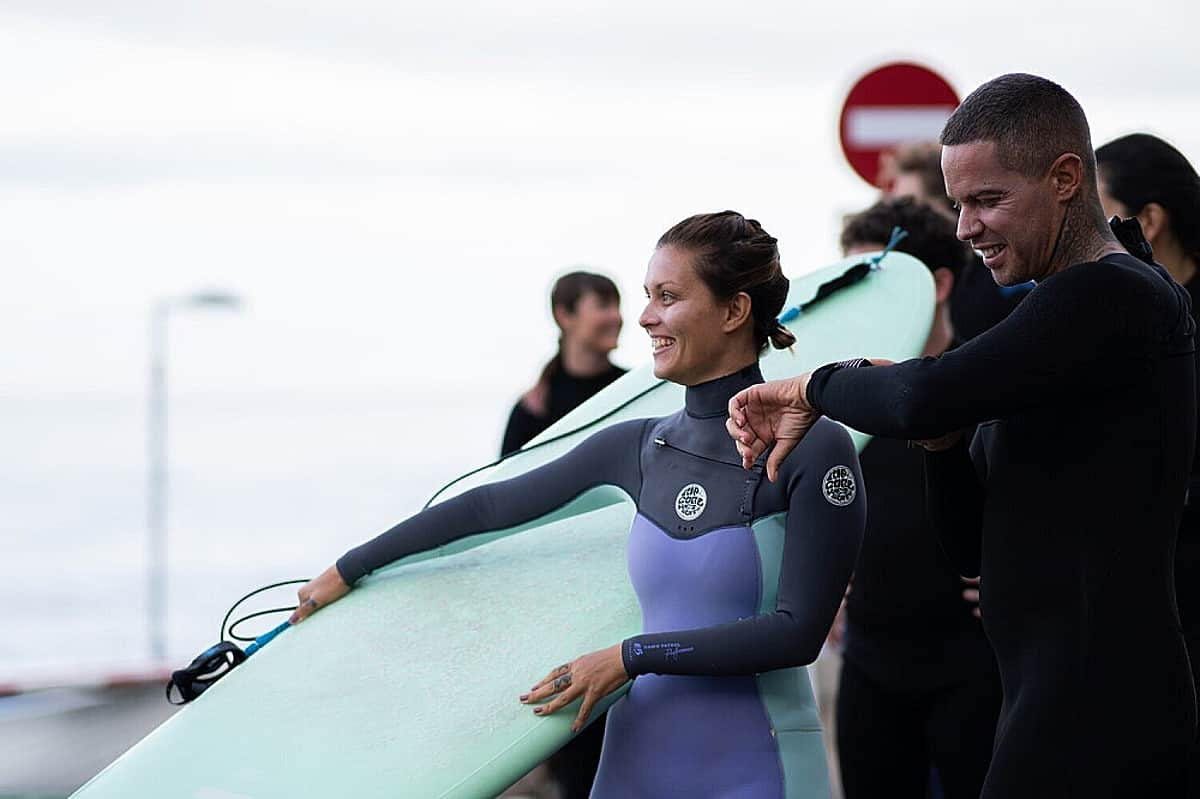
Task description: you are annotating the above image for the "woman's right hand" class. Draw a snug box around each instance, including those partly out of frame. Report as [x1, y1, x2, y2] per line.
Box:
[289, 565, 352, 624]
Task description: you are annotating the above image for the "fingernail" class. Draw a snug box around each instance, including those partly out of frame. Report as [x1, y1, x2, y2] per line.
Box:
[519, 693, 528, 701]
[533, 707, 543, 715]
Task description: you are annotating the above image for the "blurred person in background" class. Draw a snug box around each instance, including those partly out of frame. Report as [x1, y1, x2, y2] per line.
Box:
[501, 272, 626, 458]
[886, 140, 1030, 341]
[834, 197, 1000, 799]
[501, 270, 625, 797]
[1097, 132, 1200, 796]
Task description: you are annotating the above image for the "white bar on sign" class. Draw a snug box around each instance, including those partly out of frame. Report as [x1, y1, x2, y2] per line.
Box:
[846, 106, 956, 148]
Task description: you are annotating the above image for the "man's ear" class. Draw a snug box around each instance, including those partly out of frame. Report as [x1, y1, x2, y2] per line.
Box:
[932, 267, 956, 305]
[1136, 202, 1169, 246]
[1047, 152, 1085, 203]
[724, 291, 753, 333]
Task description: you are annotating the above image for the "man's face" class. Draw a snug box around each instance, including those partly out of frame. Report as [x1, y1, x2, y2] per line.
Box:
[942, 140, 1062, 286]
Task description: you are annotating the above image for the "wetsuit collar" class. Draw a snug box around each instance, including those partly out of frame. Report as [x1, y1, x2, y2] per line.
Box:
[684, 363, 764, 418]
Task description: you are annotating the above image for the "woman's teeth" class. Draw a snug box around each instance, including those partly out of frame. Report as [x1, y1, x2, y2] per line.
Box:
[651, 337, 674, 352]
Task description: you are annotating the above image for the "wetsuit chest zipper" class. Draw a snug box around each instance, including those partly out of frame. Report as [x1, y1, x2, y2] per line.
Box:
[654, 437, 767, 523]
[652, 437, 747, 471]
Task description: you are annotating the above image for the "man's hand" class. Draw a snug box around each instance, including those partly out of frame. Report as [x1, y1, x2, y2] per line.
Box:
[961, 576, 982, 619]
[825, 583, 852, 651]
[520, 644, 629, 733]
[726, 373, 818, 482]
[912, 429, 965, 452]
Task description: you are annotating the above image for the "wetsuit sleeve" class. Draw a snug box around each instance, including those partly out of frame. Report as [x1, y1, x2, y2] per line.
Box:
[337, 419, 648, 584]
[924, 432, 987, 577]
[805, 261, 1172, 440]
[620, 420, 865, 676]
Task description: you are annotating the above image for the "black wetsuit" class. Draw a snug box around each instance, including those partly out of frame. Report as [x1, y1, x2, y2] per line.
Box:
[339, 365, 866, 797]
[499, 359, 625, 796]
[949, 255, 1030, 341]
[1182, 270, 1200, 796]
[501, 364, 626, 456]
[837, 431, 1001, 799]
[806, 253, 1197, 797]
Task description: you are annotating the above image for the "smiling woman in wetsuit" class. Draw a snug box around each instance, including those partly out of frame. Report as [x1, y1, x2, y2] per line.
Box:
[291, 211, 867, 798]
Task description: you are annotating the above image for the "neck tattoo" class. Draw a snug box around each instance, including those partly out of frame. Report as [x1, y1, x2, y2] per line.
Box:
[1051, 198, 1116, 272]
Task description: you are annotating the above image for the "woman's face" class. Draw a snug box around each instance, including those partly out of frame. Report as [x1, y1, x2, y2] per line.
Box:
[558, 290, 623, 355]
[639, 246, 741, 385]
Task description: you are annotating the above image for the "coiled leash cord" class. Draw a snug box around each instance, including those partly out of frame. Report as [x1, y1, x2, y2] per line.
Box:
[165, 580, 305, 705]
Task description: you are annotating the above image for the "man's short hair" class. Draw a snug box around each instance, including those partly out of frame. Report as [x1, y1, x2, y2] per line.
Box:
[841, 196, 971, 278]
[940, 73, 1095, 182]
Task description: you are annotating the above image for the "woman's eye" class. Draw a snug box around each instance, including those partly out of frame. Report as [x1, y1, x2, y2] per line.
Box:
[661, 292, 675, 303]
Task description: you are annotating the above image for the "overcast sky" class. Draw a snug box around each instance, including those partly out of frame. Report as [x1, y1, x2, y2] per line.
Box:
[2, 0, 1197, 666]
[2, 0, 1197, 395]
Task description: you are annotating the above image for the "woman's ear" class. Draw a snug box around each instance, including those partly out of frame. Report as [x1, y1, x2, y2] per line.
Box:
[932, 267, 956, 305]
[723, 292, 753, 333]
[1136, 202, 1168, 246]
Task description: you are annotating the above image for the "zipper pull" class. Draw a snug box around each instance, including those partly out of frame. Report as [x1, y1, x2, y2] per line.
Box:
[653, 437, 666, 447]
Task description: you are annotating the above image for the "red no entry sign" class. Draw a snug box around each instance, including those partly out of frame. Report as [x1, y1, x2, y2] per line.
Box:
[839, 62, 960, 188]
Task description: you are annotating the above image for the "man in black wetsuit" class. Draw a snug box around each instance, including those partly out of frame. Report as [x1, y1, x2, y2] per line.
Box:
[836, 198, 1001, 799]
[728, 73, 1197, 797]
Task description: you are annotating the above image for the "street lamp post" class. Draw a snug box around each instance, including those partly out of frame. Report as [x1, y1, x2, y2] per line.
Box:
[147, 290, 242, 663]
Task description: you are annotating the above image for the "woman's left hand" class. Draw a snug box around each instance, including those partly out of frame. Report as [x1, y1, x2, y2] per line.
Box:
[519, 644, 629, 733]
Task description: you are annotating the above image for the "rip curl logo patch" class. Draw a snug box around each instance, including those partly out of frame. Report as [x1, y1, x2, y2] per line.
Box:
[822, 465, 856, 507]
[675, 483, 707, 521]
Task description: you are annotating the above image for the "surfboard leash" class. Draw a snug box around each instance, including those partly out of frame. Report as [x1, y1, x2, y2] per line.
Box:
[421, 380, 669, 509]
[777, 227, 908, 324]
[165, 580, 307, 705]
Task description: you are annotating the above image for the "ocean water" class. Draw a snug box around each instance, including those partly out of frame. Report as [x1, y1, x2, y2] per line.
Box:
[0, 386, 514, 681]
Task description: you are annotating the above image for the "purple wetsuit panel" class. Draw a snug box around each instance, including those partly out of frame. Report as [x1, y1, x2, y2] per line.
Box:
[592, 513, 782, 799]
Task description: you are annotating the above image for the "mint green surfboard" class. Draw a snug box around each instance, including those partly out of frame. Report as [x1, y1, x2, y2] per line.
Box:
[71, 253, 933, 799]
